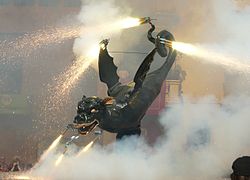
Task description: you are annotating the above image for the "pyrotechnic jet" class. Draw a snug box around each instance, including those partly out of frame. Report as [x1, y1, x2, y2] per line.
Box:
[68, 20, 176, 140]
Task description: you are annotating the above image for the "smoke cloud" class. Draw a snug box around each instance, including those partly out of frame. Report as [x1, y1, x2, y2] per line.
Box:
[73, 0, 131, 58]
[31, 96, 250, 179]
[186, 0, 250, 74]
[196, 0, 250, 95]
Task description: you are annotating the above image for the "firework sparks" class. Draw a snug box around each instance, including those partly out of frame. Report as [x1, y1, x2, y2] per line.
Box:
[161, 39, 250, 73]
[55, 154, 65, 167]
[53, 136, 98, 167]
[118, 17, 141, 29]
[77, 137, 98, 156]
[38, 135, 63, 162]
[0, 16, 145, 64]
[38, 16, 149, 138]
[41, 55, 95, 130]
[175, 42, 250, 72]
[0, 25, 81, 63]
[171, 41, 198, 55]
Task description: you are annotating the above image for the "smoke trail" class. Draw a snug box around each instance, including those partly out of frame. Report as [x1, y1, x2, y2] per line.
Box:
[169, 41, 250, 73]
[182, 0, 250, 73]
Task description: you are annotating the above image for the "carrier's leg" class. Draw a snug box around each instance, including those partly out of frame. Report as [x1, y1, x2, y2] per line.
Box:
[116, 128, 141, 140]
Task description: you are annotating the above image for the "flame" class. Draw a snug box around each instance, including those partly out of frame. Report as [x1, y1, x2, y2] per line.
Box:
[55, 154, 64, 167]
[14, 175, 45, 180]
[171, 42, 198, 55]
[14, 176, 31, 180]
[87, 44, 100, 59]
[170, 41, 250, 73]
[81, 141, 94, 153]
[41, 16, 144, 134]
[48, 135, 63, 152]
[77, 138, 98, 157]
[39, 135, 62, 161]
[119, 17, 141, 29]
[0, 16, 143, 64]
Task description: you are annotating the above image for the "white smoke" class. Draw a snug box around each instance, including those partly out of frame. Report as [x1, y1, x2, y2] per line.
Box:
[158, 96, 250, 178]
[192, 0, 250, 68]
[73, 0, 131, 57]
[31, 96, 250, 180]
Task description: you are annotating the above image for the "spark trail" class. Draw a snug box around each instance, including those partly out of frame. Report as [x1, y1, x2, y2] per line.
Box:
[77, 136, 99, 156]
[39, 135, 63, 161]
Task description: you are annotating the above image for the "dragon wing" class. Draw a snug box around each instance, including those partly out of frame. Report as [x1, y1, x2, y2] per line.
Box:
[98, 48, 120, 89]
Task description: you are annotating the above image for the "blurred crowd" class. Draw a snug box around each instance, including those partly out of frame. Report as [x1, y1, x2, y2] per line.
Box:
[0, 156, 32, 172]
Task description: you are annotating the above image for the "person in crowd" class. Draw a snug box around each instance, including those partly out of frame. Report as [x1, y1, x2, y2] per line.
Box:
[231, 156, 250, 180]
[10, 157, 22, 172]
[0, 156, 8, 172]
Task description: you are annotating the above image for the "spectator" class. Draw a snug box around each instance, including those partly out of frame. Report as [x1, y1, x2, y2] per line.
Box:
[231, 156, 250, 180]
[10, 157, 22, 172]
[0, 156, 8, 172]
